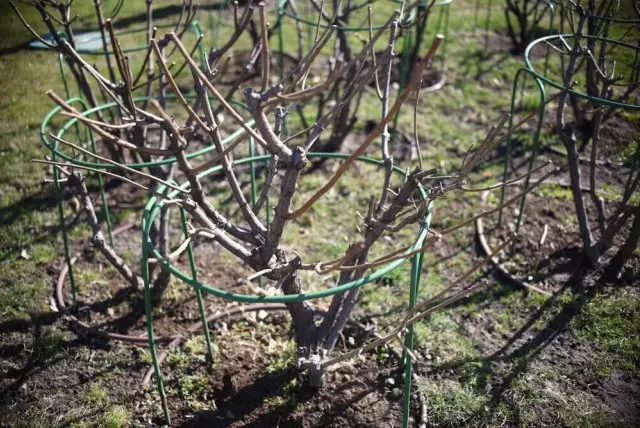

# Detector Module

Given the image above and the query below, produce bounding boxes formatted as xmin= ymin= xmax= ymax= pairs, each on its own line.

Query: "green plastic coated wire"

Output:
xmin=141 ymin=152 xmax=434 ymax=425
xmin=523 ymin=34 xmax=640 ymax=110
xmin=498 ymin=34 xmax=640 ymax=242
xmin=141 ymin=153 xmax=431 ymax=303
xmin=40 ymin=96 xmax=255 ymax=170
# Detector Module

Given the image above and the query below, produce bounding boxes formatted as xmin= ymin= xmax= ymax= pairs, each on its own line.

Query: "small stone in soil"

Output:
xmin=386 ymin=377 xmax=395 ymax=386
xmin=391 ymin=388 xmax=403 ymax=399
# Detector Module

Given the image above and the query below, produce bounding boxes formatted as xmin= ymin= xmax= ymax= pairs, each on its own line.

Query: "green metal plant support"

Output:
xmin=498 ymin=34 xmax=640 ymax=244
xmin=141 ymin=152 xmax=434 ymax=426
xmin=41 ymin=95 xmax=255 ymax=306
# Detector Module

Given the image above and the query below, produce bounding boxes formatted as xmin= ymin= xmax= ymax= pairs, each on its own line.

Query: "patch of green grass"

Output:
xmin=420 ymin=365 xmax=613 ymax=427
xmin=86 ymin=383 xmax=110 ymax=407
xmin=164 ymin=279 xmax=189 ymax=302
xmin=119 ymin=250 xmax=138 ymax=266
xmin=360 ymin=282 xmax=402 ymax=314
xmin=535 ymin=184 xmax=573 ymax=200
xmin=179 ymin=375 xmax=210 ymax=411
xmin=420 ymin=378 xmax=488 ymax=427
xmin=572 ymin=289 xmax=640 ymax=372
xmin=0 ymin=258 xmax=50 ymax=321
xmin=110 ymin=207 xmax=136 ymax=225
xmin=265 ymin=338 xmax=297 ymax=373
xmin=97 ymin=405 xmax=130 ymax=428
xmin=75 ymin=267 xmax=107 ymax=292
xmin=503 ymin=375 xmax=612 ymax=427
xmin=31 ymin=243 xmax=56 ymax=265
xmin=599 ymin=182 xmax=640 ymax=206
xmin=166 ymin=348 xmax=189 ymax=369
xmin=165 ymin=335 xmax=213 ymax=371
xmin=413 ymin=312 xmax=478 ymax=361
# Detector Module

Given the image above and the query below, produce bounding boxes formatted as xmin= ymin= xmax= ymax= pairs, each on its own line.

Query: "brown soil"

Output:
xmin=177 ymin=319 xmax=406 ymax=427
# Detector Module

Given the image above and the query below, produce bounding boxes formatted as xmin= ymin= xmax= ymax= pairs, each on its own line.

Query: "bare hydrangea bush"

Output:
xmin=25 ymin=0 xmax=553 ymax=386
xmin=552 ymin=0 xmax=640 ymax=269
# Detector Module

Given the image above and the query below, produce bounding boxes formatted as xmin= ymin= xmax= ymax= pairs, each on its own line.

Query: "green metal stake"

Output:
xmin=392 ymin=21 xmax=412 ymax=142
xmin=485 ymin=0 xmax=493 ymax=35
xmin=141 ymin=209 xmax=171 ymax=425
xmin=50 ymin=97 xmax=92 ymax=304
xmin=512 ymin=80 xmax=546 ymax=251
xmin=192 ymin=22 xmax=207 ymax=71
xmin=401 ymin=206 xmax=431 ymax=428
xmin=402 ymin=250 xmax=425 ymax=428
xmin=88 ymin=128 xmax=114 ymax=246
xmin=498 ymin=68 xmax=546 ymax=239
xmin=248 ymin=137 xmax=262 ymax=288
xmin=473 ymin=0 xmax=481 ymax=32
xmin=53 ymin=150 xmax=77 ymax=303
xmin=179 ymin=206 xmax=215 ymax=362
xmin=498 ymin=68 xmax=525 ymax=227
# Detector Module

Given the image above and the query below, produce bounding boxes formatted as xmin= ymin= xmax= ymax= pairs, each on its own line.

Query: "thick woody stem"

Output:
xmin=244 ymin=89 xmax=294 ymax=160
xmin=148 ymin=100 xmax=258 ymax=246
xmin=323 ymin=168 xmax=424 ymax=352
xmin=181 ymin=199 xmax=254 ymax=264
xmin=200 ymin=86 xmax=267 ymax=236
xmin=257 ymin=147 xmax=307 ymax=267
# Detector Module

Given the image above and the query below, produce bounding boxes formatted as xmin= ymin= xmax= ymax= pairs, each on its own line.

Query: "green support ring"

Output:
xmin=140 ymin=152 xmax=434 ymax=425
xmin=42 ymin=94 xmax=254 ymax=304
xmin=41 ymin=95 xmax=255 ymax=170
xmin=523 ymin=34 xmax=640 ymax=110
xmin=498 ymin=33 xmax=640 ymax=241
xmin=141 ymin=152 xmax=432 ymax=303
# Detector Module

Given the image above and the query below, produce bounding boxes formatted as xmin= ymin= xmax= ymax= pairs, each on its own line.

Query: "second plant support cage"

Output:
xmin=498 ymin=33 xmax=640 ymax=239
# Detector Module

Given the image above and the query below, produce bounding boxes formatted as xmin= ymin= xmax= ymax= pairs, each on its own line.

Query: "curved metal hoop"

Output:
xmin=499 ymin=33 xmax=640 ymax=240
xmin=41 ymin=96 xmax=254 ymax=170
xmin=141 ymin=152 xmax=434 ymax=425
xmin=524 ymin=34 xmax=640 ymax=110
